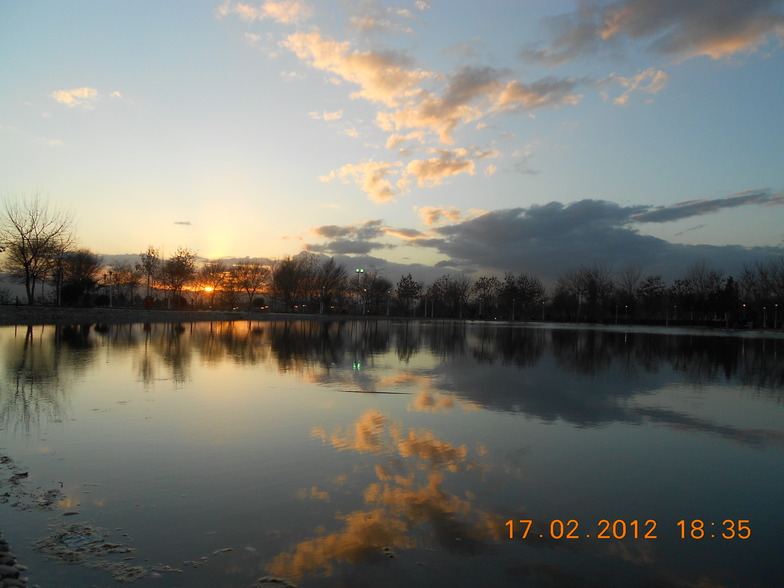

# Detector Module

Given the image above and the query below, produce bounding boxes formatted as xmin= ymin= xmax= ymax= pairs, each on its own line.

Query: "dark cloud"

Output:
xmin=522 ymin=0 xmax=784 ymax=65
xmin=414 ymin=198 xmax=784 ymax=282
xmin=312 ymin=224 xmax=354 ymax=238
xmin=674 ymin=224 xmax=706 ymax=236
xmin=632 ymin=189 xmax=784 ymax=223
xmin=174 ymin=221 xmax=191 ymax=226
xmin=312 ymin=219 xmax=384 ymax=239
xmin=308 ymin=239 xmax=386 ymax=255
xmin=308 ymin=220 xmax=389 ymax=255
xmin=305 ymin=193 xmax=784 ymax=284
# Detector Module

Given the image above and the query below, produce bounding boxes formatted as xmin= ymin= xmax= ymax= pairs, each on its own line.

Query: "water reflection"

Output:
xmin=0 ymin=325 xmax=66 ymax=434
xmin=1 ymin=321 xmax=782 ymax=435
xmin=273 ymin=410 xmax=502 ymax=580
xmin=0 ymin=321 xmax=781 ymax=587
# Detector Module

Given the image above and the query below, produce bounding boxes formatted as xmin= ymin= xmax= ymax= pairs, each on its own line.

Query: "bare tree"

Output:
xmin=161 ymin=247 xmax=196 ymax=308
xmin=137 ymin=246 xmax=162 ymax=300
xmin=557 ymin=263 xmax=614 ymax=322
xmin=0 ymin=194 xmax=74 ymax=304
xmin=472 ymin=276 xmax=499 ymax=318
xmin=316 ymin=257 xmax=348 ymax=313
xmin=271 ymin=252 xmax=320 ymax=312
xmin=198 ymin=260 xmax=227 ymax=308
xmin=231 ymin=261 xmax=270 ymax=311
xmin=616 ymin=265 xmax=643 ymax=305
xmin=111 ymin=261 xmax=142 ymax=306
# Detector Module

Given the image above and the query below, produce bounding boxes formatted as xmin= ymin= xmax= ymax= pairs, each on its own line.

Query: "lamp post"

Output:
xmin=108 ymin=270 xmax=113 ymax=308
xmin=386 ymin=290 xmax=391 ymax=316
xmin=763 ymin=306 xmax=767 ymax=329
xmin=542 ymin=299 xmax=545 ymax=321
xmin=775 ymin=303 xmax=779 ymax=329
xmin=625 ymin=305 xmax=628 ymax=323
xmin=615 ymin=304 xmax=619 ymax=325
xmin=512 ymin=298 xmax=516 ymax=321
xmin=355 ymin=268 xmax=364 ymax=315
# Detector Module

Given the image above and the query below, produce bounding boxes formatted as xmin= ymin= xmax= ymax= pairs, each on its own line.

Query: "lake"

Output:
xmin=1 ymin=320 xmax=782 ymax=587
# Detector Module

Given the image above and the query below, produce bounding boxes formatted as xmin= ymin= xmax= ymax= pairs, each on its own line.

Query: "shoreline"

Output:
xmin=0 ymin=305 xmax=347 ymax=326
xmin=1 ymin=306 xmax=782 ymax=339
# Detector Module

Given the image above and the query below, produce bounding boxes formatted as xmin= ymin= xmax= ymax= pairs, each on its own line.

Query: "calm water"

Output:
xmin=1 ymin=320 xmax=782 ymax=587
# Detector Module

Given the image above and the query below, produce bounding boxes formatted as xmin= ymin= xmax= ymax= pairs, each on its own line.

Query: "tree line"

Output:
xmin=1 ymin=195 xmax=782 ymax=328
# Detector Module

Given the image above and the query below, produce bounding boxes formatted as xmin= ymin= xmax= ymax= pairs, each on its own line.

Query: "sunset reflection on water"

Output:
xmin=0 ymin=320 xmax=782 ymax=587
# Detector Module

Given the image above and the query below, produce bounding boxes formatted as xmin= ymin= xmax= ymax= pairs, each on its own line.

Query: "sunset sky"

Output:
xmin=2 ymin=0 xmax=783 ymax=282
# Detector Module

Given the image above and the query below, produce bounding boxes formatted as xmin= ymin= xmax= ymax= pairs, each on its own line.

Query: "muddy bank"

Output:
xmin=0 ymin=532 xmax=29 ymax=588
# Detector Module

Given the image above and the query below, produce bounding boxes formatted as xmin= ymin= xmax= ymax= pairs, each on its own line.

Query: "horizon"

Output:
xmin=2 ymin=1 xmax=783 ymax=282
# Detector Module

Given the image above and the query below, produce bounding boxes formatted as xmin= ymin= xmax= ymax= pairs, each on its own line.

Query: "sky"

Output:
xmin=1 ymin=0 xmax=783 ymax=284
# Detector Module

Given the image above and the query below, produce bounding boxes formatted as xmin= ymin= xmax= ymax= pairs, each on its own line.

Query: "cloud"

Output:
xmin=283 ymin=30 xmax=432 ymax=107
xmin=409 ymin=195 xmax=784 ymax=281
xmin=308 ymin=239 xmax=386 ymax=255
xmin=174 ymin=221 xmax=192 ymax=226
xmin=285 ymin=36 xmax=584 ymax=150
xmin=493 ymin=77 xmax=583 ymax=112
xmin=406 ymin=148 xmax=477 ymax=187
xmin=631 ymin=189 xmax=784 ymax=223
xmin=307 ymin=219 xmax=436 ymax=254
xmin=311 ymin=219 xmax=384 ymax=240
xmin=347 ymin=0 xmax=417 ymax=34
xmin=376 ymin=66 xmax=584 ymax=144
xmin=415 ymin=205 xmax=485 ymax=227
xmin=50 ymin=87 xmax=100 ymax=109
xmin=383 ymin=227 xmax=432 ymax=241
xmin=320 ymin=146 xmax=499 ymax=201
xmin=319 ymin=160 xmax=405 ymax=202
xmin=604 ymin=67 xmax=668 ymax=105
xmin=674 ymin=224 xmax=706 ymax=237
xmin=522 ymin=0 xmax=784 ymax=65
xmin=216 ymin=0 xmax=312 ymax=24
xmin=309 ymin=109 xmax=344 ymax=121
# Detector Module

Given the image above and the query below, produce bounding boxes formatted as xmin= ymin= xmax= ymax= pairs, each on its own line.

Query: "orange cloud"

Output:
xmin=406 ymin=148 xmax=476 ymax=187
xmin=216 ymin=0 xmax=311 ymax=24
xmin=283 ymin=30 xmax=431 ymax=107
xmin=607 ymin=68 xmax=668 ymax=106
xmin=50 ymin=87 xmax=99 ymax=109
xmin=319 ymin=160 xmax=405 ymax=202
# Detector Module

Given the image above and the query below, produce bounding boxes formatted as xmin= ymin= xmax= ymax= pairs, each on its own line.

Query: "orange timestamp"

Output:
xmin=505 ymin=519 xmax=751 ymax=540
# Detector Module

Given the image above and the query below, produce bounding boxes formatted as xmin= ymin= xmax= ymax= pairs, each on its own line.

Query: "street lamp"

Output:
xmin=512 ymin=298 xmax=516 ymax=321
xmin=775 ymin=303 xmax=779 ymax=329
xmin=615 ymin=304 xmax=619 ymax=325
xmin=763 ymin=306 xmax=767 ymax=328
xmin=386 ymin=290 xmax=391 ymax=316
xmin=355 ymin=268 xmax=365 ymax=315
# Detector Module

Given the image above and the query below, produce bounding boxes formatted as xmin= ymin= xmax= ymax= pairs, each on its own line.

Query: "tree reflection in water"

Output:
xmin=0 ymin=321 xmax=781 ymax=586
xmin=1 ymin=322 xmax=781 ymax=437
